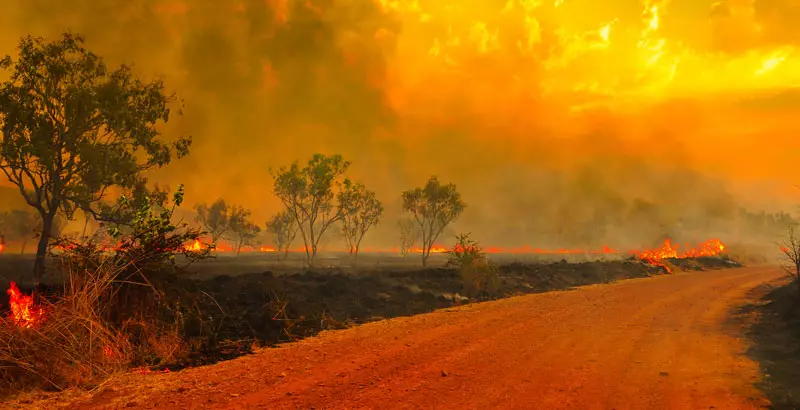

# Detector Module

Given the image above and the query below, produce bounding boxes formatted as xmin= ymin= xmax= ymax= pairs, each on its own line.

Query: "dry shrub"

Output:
xmin=459 ymin=257 xmax=500 ymax=298
xmin=447 ymin=233 xmax=500 ymax=298
xmin=0 ymin=261 xmax=132 ymax=393
xmin=0 ymin=186 xmax=209 ymax=396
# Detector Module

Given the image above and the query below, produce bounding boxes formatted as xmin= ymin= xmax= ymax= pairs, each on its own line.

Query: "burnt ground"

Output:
xmin=735 ymin=280 xmax=800 ymax=409
xmin=0 ymin=254 xmax=741 ymax=374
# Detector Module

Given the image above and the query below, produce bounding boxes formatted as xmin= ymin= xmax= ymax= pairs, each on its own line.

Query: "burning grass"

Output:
xmin=0 ymin=235 xmax=738 ymax=398
xmin=0 ymin=266 xmax=132 ymax=393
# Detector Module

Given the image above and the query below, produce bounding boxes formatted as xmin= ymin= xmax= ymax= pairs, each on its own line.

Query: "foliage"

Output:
xmin=265 ymin=210 xmax=298 ymax=260
xmin=338 ymin=180 xmax=383 ymax=261
xmin=0 ymin=32 xmax=191 ymax=280
xmin=95 ymin=180 xmax=170 ymax=235
xmin=271 ymin=153 xmax=350 ymax=266
xmin=397 ymin=218 xmax=419 ymax=257
xmin=402 ymin=176 xmax=466 ymax=266
xmin=0 ymin=185 xmax=210 ymax=394
xmin=446 ymin=233 xmax=483 ymax=268
xmin=194 ymin=198 xmax=231 ymax=244
xmin=228 ymin=205 xmax=260 ymax=256
xmin=446 ymin=233 xmax=499 ymax=299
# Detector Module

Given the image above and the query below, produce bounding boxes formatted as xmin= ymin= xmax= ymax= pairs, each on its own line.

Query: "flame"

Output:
xmin=184 ymin=239 xmax=205 ymax=252
xmin=630 ymin=238 xmax=726 ymax=273
xmin=0 ymin=242 xmax=5 ymax=253
xmin=6 ymin=282 xmax=44 ymax=328
xmin=259 ymin=245 xmax=277 ymax=252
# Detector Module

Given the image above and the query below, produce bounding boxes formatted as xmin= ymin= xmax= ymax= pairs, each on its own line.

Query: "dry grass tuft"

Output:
xmin=0 ymin=260 xmax=132 ymax=394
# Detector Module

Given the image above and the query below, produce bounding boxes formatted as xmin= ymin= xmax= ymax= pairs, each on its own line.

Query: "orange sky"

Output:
xmin=0 ymin=0 xmax=799 ymax=247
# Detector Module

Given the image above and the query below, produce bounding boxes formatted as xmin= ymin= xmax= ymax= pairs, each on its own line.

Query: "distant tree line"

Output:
xmin=0 ymin=32 xmax=794 ymax=280
xmin=0 ymin=32 xmax=467 ymax=281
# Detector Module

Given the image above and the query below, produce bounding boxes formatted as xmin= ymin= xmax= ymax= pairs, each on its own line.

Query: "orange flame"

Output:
xmin=630 ymin=238 xmax=727 ymax=274
xmin=259 ymin=245 xmax=277 ymax=252
xmin=184 ymin=239 xmax=205 ymax=252
xmin=6 ymin=282 xmax=44 ymax=328
xmin=0 ymin=242 xmax=5 ymax=253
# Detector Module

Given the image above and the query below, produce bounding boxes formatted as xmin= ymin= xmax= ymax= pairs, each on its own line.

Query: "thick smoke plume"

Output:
xmin=1 ymin=0 xmax=799 ymax=250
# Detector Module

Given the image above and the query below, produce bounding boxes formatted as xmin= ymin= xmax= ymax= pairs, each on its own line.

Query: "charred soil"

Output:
xmin=736 ymin=280 xmax=800 ymax=409
xmin=0 ymin=256 xmax=740 ymax=375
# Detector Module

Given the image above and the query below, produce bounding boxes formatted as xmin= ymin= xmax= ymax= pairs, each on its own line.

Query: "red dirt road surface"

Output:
xmin=34 ymin=266 xmax=785 ymax=410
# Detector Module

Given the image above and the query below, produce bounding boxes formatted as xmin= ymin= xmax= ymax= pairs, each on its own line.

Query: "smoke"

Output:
xmin=0 ymin=0 xmax=798 ymax=249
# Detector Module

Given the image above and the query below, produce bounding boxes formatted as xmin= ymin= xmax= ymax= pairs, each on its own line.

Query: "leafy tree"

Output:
xmin=265 ymin=210 xmax=297 ymax=260
xmin=194 ymin=198 xmax=230 ymax=244
xmin=402 ymin=176 xmax=466 ymax=267
xmin=0 ymin=33 xmax=191 ymax=282
xmin=397 ymin=218 xmax=419 ymax=257
xmin=272 ymin=154 xmax=350 ymax=266
xmin=0 ymin=209 xmax=39 ymax=254
xmin=228 ymin=205 xmax=260 ymax=256
xmin=339 ymin=180 xmax=383 ymax=261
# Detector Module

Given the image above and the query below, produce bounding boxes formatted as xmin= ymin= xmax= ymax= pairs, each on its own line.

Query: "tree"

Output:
xmin=0 ymin=33 xmax=191 ymax=282
xmin=339 ymin=180 xmax=383 ymax=262
xmin=0 ymin=209 xmax=39 ymax=254
xmin=397 ymin=218 xmax=419 ymax=257
xmin=779 ymin=226 xmax=800 ymax=299
xmin=402 ymin=176 xmax=466 ymax=267
xmin=194 ymin=199 xmax=230 ymax=244
xmin=228 ymin=205 xmax=260 ymax=256
xmin=265 ymin=210 xmax=297 ymax=260
xmin=272 ymin=154 xmax=350 ymax=266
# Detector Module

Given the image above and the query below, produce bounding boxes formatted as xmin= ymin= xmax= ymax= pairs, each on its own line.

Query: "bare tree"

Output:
xmin=228 ymin=205 xmax=260 ymax=256
xmin=402 ymin=176 xmax=466 ymax=267
xmin=779 ymin=226 xmax=800 ymax=298
xmin=339 ymin=180 xmax=383 ymax=262
xmin=194 ymin=199 xmax=230 ymax=245
xmin=266 ymin=210 xmax=298 ymax=260
xmin=397 ymin=218 xmax=419 ymax=257
xmin=272 ymin=154 xmax=350 ymax=266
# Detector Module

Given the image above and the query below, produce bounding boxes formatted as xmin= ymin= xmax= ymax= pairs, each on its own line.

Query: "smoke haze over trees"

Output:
xmin=0 ymin=1 xmax=799 ymax=251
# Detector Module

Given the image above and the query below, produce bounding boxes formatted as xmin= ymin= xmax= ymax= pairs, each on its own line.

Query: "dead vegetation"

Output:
xmin=446 ymin=233 xmax=499 ymax=298
xmin=738 ymin=283 xmax=800 ymax=409
xmin=0 ymin=187 xmax=210 ymax=396
xmin=778 ymin=226 xmax=800 ymax=298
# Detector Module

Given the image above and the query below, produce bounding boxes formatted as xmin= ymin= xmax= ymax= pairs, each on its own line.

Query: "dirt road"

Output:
xmin=40 ymin=266 xmax=786 ymax=410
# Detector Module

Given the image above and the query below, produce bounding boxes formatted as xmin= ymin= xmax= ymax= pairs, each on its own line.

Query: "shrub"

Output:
xmin=0 ymin=185 xmax=212 ymax=395
xmin=447 ymin=233 xmax=500 ymax=298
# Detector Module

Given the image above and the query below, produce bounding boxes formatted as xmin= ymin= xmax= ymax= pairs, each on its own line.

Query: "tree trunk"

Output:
xmin=33 ymin=214 xmax=54 ymax=287
xmin=421 ymin=248 xmax=429 ymax=267
xmin=20 ymin=239 xmax=28 ymax=255
xmin=82 ymin=214 xmax=90 ymax=238
xmin=282 ymin=246 xmax=289 ymax=260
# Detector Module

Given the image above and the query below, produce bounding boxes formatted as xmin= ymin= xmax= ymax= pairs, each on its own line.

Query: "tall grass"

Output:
xmin=0 ymin=186 xmax=208 ymax=396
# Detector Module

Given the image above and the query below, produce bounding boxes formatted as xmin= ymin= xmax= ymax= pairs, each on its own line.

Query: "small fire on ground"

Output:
xmin=3 ymin=238 xmax=727 ymax=330
xmin=631 ymin=239 xmax=726 ymax=273
xmin=5 ymin=282 xmax=45 ymax=328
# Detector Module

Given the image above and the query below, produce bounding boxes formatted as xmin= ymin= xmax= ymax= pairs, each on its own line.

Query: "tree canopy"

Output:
xmin=402 ymin=176 xmax=466 ymax=267
xmin=272 ymin=153 xmax=350 ymax=266
xmin=0 ymin=33 xmax=190 ymax=280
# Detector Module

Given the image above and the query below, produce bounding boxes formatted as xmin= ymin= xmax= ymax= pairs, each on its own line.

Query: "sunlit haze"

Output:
xmin=1 ymin=0 xmax=798 ymax=250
